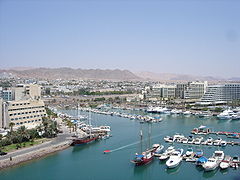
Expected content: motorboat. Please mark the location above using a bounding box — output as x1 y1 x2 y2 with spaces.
198 111 212 118
220 140 227 147
217 109 236 120
231 156 240 168
159 146 175 160
201 140 208 145
153 144 164 156
213 138 222 146
183 111 192 116
181 137 188 144
220 155 232 169
213 150 225 161
188 138 194 144
164 136 174 143
166 149 184 168
202 150 224 172
185 148 193 157
206 137 213 144
194 149 203 158
202 158 219 171
194 137 203 145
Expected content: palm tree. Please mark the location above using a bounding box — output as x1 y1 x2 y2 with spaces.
66 121 73 133
17 126 29 147
9 122 15 134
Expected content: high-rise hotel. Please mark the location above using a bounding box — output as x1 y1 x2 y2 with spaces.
0 84 46 129
198 83 240 105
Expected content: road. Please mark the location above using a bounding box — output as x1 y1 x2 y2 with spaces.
0 126 72 161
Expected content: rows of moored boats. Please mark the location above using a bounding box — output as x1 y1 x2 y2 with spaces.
164 134 240 146
78 107 163 123
147 107 240 120
51 106 240 122
132 144 240 170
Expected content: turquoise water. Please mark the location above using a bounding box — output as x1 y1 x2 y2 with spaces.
0 110 240 180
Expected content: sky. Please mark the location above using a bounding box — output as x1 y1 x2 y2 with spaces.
0 0 240 78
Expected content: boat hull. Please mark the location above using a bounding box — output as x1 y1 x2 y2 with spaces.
71 136 98 146
166 159 182 168
132 156 154 166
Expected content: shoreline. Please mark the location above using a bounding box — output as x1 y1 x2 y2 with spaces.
0 141 71 170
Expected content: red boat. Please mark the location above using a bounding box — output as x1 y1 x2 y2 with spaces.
71 135 99 146
131 151 154 166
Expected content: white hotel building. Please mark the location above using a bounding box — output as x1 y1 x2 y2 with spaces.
198 83 240 105
0 84 46 129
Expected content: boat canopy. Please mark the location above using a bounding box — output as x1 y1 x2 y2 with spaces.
136 155 144 158
197 156 208 163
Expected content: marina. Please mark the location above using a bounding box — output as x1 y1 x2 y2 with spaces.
0 108 240 180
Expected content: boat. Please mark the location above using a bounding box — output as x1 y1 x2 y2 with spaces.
196 156 208 166
206 137 213 144
164 136 174 143
198 111 212 118
131 151 154 166
166 149 184 168
159 146 175 160
185 148 193 157
71 111 100 145
231 156 240 168
194 137 203 145
217 109 236 120
153 144 164 156
194 149 203 158
188 138 194 144
220 155 232 169
181 137 188 144
220 140 227 147
131 125 155 166
227 133 240 139
103 150 111 154
183 111 192 116
202 158 219 171
213 138 222 146
202 151 224 171
71 134 99 146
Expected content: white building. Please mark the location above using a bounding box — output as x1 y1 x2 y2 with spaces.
176 81 208 99
198 83 240 105
0 84 46 129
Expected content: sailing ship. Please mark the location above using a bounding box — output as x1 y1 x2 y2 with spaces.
131 124 158 166
71 107 99 146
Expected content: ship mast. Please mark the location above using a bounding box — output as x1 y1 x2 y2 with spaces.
89 111 92 136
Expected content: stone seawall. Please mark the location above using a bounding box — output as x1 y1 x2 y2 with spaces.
0 142 70 170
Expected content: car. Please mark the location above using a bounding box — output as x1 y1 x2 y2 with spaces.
0 151 7 156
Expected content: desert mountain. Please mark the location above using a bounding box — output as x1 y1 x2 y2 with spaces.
0 68 140 81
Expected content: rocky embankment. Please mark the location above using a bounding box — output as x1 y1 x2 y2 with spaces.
0 141 70 170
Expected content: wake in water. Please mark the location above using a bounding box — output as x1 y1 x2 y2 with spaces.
108 133 166 153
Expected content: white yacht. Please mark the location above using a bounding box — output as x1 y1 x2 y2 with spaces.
217 109 236 120
202 151 224 171
153 144 164 156
220 156 232 169
159 146 175 160
183 111 192 115
166 149 184 168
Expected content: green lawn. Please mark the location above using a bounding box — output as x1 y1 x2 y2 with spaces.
1 138 50 153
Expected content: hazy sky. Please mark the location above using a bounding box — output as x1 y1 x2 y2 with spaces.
0 0 240 77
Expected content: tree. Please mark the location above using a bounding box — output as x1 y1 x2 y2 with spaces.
9 122 15 134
